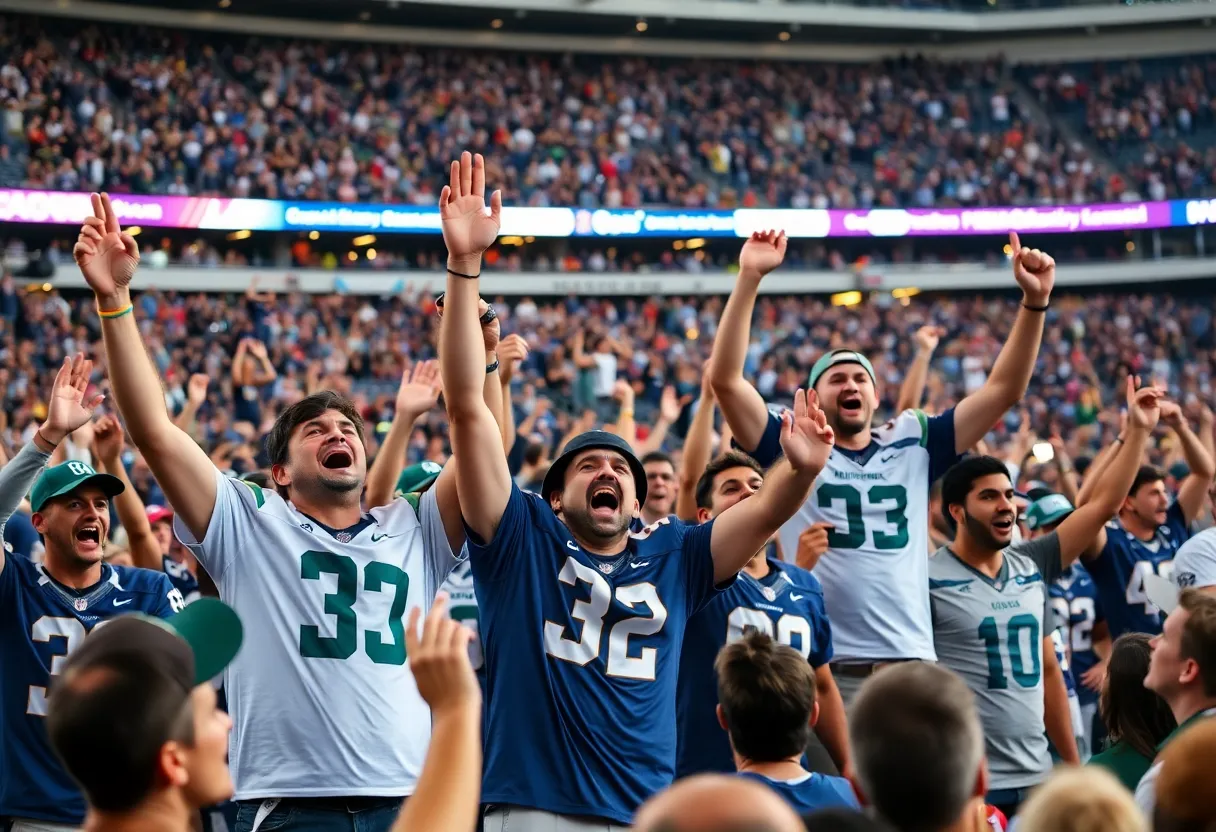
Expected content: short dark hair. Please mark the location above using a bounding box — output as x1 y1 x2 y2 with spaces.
1100 633 1176 761
715 631 816 763
642 451 675 469
265 391 365 470
802 808 897 832
524 441 546 467
1129 465 1166 499
47 654 194 812
849 663 984 832
1179 589 1216 697
939 455 1011 531
695 452 764 511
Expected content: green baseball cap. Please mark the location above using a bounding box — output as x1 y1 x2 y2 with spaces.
395 461 444 496
1025 493 1075 531
30 461 125 513
808 349 876 389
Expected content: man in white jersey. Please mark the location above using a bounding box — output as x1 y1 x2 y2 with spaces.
72 193 465 832
710 229 1056 703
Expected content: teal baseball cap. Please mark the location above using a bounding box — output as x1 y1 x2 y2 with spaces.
808 349 876 389
1025 493 1075 531
30 461 125 513
395 461 444 496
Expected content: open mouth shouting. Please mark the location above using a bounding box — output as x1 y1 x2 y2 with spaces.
588 480 622 520
991 513 1015 537
838 394 864 420
320 444 355 471
74 522 102 554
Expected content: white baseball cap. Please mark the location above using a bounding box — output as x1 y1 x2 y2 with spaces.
1144 527 1216 615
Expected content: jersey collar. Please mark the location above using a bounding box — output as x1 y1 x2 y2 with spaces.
36 562 118 611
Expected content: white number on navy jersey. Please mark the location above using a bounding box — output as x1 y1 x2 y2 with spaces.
544 556 668 681
167 587 187 613
1125 560 1174 615
1050 596 1095 653
726 607 813 660
27 616 87 716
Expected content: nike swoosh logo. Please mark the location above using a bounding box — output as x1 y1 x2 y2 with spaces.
881 454 897 463
113 599 132 607
631 561 650 569
371 533 389 542
790 593 804 601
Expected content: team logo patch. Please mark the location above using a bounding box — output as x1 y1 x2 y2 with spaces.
597 562 615 574
336 532 352 543
300 523 314 533
761 587 777 602
74 598 88 611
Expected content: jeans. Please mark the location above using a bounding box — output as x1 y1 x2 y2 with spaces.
987 786 1034 819
235 798 404 832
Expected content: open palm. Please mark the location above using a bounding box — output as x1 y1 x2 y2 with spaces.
779 389 835 473
440 152 502 263
73 193 140 297
397 360 442 419
44 354 105 442
739 229 788 279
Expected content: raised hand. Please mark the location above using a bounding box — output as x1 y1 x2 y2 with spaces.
497 334 529 383
1158 399 1185 431
795 522 834 571
247 340 269 360
396 359 443 421
1125 376 1166 433
779 389 835 474
738 229 788 281
92 413 125 463
440 151 502 269
658 386 686 424
41 354 105 445
1009 232 1055 308
73 193 140 301
914 325 943 353
405 593 480 716
187 373 210 406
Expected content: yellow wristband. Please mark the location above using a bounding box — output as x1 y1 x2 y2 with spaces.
620 409 634 418
97 303 133 319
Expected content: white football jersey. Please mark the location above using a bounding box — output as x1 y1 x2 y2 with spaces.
776 409 954 662
439 559 482 671
175 468 459 800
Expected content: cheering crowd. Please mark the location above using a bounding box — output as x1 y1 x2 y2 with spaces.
1 152 1216 832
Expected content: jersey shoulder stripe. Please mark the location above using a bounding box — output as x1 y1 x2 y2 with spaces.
870 409 928 446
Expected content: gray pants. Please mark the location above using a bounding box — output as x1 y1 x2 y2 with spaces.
832 661 930 712
483 806 628 832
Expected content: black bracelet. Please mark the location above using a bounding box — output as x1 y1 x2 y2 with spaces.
447 267 480 280
1022 301 1049 312
485 358 500 374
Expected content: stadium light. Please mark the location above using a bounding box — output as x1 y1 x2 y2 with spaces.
352 234 376 247
635 19 648 32
778 31 791 41
308 231 319 240
831 291 863 308
227 230 252 241
126 226 142 237
490 18 503 28
367 248 377 261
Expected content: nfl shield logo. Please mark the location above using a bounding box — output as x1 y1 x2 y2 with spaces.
761 587 776 602
74 598 88 611
598 562 615 575
336 532 352 543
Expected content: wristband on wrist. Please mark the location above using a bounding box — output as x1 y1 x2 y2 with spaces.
447 267 480 280
34 427 59 450
485 359 500 374
620 409 634 418
98 302 134 319
1022 301 1049 312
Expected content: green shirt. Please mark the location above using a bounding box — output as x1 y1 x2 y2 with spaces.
1088 741 1153 793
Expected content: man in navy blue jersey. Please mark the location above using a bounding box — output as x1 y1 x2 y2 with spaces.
437 152 836 831
0 355 185 831
677 451 849 778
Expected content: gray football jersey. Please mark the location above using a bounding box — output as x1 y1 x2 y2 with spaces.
929 533 1062 790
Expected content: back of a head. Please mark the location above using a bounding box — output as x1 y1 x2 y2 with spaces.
715 631 817 763
1154 717 1216 832
634 775 804 832
848 663 984 832
1016 767 1146 832
803 808 897 832
47 652 193 813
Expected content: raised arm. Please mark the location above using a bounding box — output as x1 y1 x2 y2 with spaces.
1159 401 1216 526
1062 380 1163 566
365 361 442 510
245 339 277 386
896 326 941 413
496 334 529 454
230 338 249 387
708 231 786 454
0 355 102 577
174 373 210 439
74 193 218 542
709 389 832 584
677 372 717 521
438 153 510 543
952 233 1052 453
392 594 482 832
1048 433 1080 506
91 414 161 571
611 381 638 450
637 386 685 459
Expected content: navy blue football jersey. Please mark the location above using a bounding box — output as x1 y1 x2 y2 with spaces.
736 771 858 815
0 558 184 823
1086 502 1189 637
1049 563 1103 707
468 485 721 825
677 558 833 777
162 554 201 604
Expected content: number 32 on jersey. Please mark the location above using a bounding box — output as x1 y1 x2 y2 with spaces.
544 556 668 681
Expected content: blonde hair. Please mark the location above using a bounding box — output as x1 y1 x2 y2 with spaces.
1017 767 1146 832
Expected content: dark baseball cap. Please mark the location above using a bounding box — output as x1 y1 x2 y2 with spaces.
30 461 124 512
542 430 647 507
